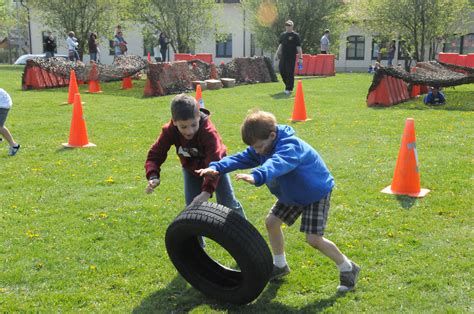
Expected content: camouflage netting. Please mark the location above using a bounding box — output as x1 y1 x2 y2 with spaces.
368 61 474 94
145 56 277 97
26 55 148 82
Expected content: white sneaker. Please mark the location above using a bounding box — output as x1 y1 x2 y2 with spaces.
284 90 291 96
8 144 20 156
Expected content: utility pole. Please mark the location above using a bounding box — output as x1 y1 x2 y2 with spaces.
20 0 32 54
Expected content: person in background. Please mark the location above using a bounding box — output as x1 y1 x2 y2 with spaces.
387 40 396 66
0 88 20 156
44 31 56 58
114 31 128 57
159 32 169 62
274 20 303 96
423 87 446 105
320 29 330 54
66 31 79 61
88 32 99 62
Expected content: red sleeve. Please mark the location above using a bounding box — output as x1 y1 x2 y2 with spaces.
144 122 174 180
200 119 227 195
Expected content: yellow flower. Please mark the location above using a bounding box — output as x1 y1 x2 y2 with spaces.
105 176 115 184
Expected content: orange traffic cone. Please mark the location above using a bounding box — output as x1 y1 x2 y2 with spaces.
121 76 133 89
62 93 96 148
411 84 420 98
87 62 102 93
195 84 204 108
290 80 310 122
381 118 429 197
63 69 81 104
210 62 218 79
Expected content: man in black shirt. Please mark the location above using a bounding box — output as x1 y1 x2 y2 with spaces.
44 31 56 58
274 20 303 96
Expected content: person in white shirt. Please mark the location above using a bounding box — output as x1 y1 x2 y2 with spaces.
0 88 20 156
320 29 330 54
66 31 79 61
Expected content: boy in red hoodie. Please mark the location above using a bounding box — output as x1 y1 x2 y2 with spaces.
145 93 245 217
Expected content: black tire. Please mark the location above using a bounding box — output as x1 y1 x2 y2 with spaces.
165 202 273 305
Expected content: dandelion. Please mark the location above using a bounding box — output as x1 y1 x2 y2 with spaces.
99 212 108 219
26 230 40 239
105 176 115 184
89 265 97 271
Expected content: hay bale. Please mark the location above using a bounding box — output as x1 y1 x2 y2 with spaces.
221 78 235 88
205 79 223 90
192 80 207 90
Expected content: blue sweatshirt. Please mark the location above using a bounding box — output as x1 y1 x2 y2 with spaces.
210 125 334 206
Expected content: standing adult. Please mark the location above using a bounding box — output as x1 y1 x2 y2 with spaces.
387 40 396 66
274 20 303 96
44 31 56 58
320 29 330 54
114 31 128 57
159 32 169 62
88 32 99 62
66 31 79 61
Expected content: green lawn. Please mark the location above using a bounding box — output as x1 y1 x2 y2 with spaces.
0 65 472 312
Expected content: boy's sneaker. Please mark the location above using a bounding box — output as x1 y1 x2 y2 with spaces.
337 261 360 292
8 144 20 156
270 264 291 281
284 90 291 96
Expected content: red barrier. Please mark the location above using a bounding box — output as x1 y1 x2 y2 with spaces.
367 75 409 107
455 54 467 67
175 53 213 64
307 55 318 76
466 54 474 68
438 52 458 64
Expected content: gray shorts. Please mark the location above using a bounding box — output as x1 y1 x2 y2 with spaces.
0 108 9 127
269 192 331 235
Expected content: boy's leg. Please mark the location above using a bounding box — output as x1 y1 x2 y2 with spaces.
266 213 291 280
215 173 246 218
302 192 360 292
0 126 16 147
182 169 203 206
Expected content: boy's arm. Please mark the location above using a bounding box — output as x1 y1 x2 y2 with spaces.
144 126 173 180
251 142 301 186
210 148 260 173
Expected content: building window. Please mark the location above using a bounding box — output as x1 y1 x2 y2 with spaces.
443 36 461 53
346 36 365 60
216 34 232 58
371 39 388 60
462 33 474 54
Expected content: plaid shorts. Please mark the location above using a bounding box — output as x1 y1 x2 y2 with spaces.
270 192 331 235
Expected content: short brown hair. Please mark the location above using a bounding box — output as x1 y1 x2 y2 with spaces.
171 93 199 121
241 110 277 145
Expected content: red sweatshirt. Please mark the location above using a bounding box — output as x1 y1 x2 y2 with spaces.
145 109 226 194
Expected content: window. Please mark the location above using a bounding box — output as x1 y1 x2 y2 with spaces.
371 39 388 60
346 36 365 60
216 34 232 58
443 36 461 53
462 33 474 54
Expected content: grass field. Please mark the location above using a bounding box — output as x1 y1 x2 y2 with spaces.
0 65 472 313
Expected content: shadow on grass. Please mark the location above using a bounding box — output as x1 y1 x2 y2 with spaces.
396 195 417 209
271 92 292 100
133 275 345 313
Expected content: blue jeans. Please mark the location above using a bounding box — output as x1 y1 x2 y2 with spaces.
90 52 97 62
183 169 246 218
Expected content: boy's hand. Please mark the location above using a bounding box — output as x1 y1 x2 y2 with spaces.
145 178 160 194
190 191 211 206
195 168 219 178
235 173 255 185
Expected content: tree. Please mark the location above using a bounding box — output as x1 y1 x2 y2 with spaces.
29 0 119 59
126 0 223 53
0 0 29 63
242 0 348 55
349 0 473 63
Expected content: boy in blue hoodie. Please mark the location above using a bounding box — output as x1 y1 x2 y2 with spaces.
196 110 360 292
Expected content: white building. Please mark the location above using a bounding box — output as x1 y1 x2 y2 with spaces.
28 2 474 72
